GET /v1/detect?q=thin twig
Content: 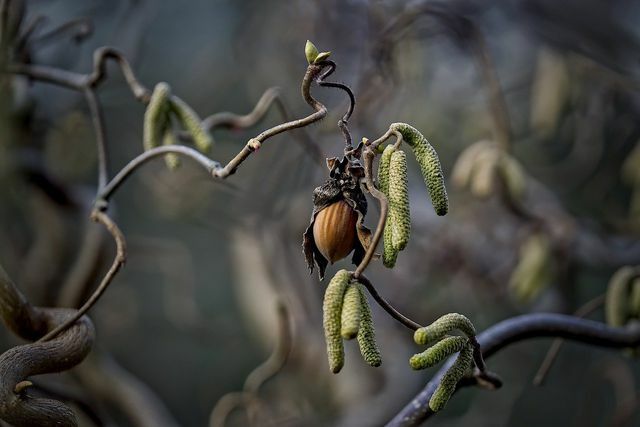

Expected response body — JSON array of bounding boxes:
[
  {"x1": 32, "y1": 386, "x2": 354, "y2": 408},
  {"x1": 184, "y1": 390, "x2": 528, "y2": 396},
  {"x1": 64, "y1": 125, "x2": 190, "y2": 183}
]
[
  {"x1": 354, "y1": 145, "x2": 389, "y2": 278},
  {"x1": 209, "y1": 301, "x2": 293, "y2": 427},
  {"x1": 533, "y1": 293, "x2": 606, "y2": 386},
  {"x1": 38, "y1": 210, "x2": 126, "y2": 342},
  {"x1": 96, "y1": 145, "x2": 221, "y2": 204},
  {"x1": 357, "y1": 274, "x2": 422, "y2": 331},
  {"x1": 84, "y1": 88, "x2": 108, "y2": 190}
]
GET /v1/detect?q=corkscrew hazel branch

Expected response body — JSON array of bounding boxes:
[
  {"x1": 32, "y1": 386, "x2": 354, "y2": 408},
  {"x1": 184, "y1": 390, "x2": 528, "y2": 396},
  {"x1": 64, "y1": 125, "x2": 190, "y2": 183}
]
[
  {"x1": 209, "y1": 301, "x2": 293, "y2": 427},
  {"x1": 38, "y1": 209, "x2": 126, "y2": 342}
]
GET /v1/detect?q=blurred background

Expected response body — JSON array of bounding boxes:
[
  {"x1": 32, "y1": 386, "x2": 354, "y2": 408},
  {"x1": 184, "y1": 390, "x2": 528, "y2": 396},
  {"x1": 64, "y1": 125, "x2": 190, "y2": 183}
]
[{"x1": 1, "y1": 0, "x2": 640, "y2": 426}]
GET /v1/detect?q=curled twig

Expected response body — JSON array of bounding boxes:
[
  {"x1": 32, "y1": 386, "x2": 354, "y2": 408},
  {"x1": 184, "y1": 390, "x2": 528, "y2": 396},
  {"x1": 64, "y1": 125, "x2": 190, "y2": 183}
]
[
  {"x1": 38, "y1": 209, "x2": 126, "y2": 342},
  {"x1": 209, "y1": 301, "x2": 292, "y2": 427}
]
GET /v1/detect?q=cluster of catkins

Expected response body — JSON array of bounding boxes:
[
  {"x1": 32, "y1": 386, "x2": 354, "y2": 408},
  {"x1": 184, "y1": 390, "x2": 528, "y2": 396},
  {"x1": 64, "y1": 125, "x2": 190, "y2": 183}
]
[
  {"x1": 409, "y1": 313, "x2": 477, "y2": 412},
  {"x1": 377, "y1": 123, "x2": 449, "y2": 267},
  {"x1": 143, "y1": 82, "x2": 213, "y2": 169},
  {"x1": 323, "y1": 270, "x2": 381, "y2": 373}
]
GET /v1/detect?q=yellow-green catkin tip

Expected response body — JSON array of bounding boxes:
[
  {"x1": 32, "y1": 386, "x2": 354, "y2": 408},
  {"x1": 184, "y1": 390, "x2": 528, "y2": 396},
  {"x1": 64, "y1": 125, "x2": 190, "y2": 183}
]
[
  {"x1": 429, "y1": 344, "x2": 473, "y2": 412},
  {"x1": 323, "y1": 269, "x2": 351, "y2": 373},
  {"x1": 389, "y1": 150, "x2": 411, "y2": 251},
  {"x1": 170, "y1": 96, "x2": 213, "y2": 153},
  {"x1": 378, "y1": 145, "x2": 399, "y2": 268},
  {"x1": 305, "y1": 40, "x2": 319, "y2": 64},
  {"x1": 356, "y1": 284, "x2": 382, "y2": 367},
  {"x1": 143, "y1": 82, "x2": 171, "y2": 152},
  {"x1": 390, "y1": 123, "x2": 449, "y2": 216},
  {"x1": 162, "y1": 128, "x2": 180, "y2": 170},
  {"x1": 414, "y1": 313, "x2": 476, "y2": 345},
  {"x1": 409, "y1": 336, "x2": 468, "y2": 370},
  {"x1": 341, "y1": 282, "x2": 362, "y2": 340},
  {"x1": 605, "y1": 266, "x2": 636, "y2": 327}
]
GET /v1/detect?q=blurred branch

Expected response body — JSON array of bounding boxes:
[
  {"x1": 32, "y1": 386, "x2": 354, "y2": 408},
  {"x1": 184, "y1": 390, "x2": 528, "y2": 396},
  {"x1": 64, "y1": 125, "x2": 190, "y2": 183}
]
[
  {"x1": 74, "y1": 351, "x2": 180, "y2": 427},
  {"x1": 38, "y1": 210, "x2": 126, "y2": 343},
  {"x1": 533, "y1": 293, "x2": 606, "y2": 386},
  {"x1": 0, "y1": 265, "x2": 95, "y2": 427},
  {"x1": 388, "y1": 313, "x2": 640, "y2": 426},
  {"x1": 209, "y1": 301, "x2": 292, "y2": 427}
]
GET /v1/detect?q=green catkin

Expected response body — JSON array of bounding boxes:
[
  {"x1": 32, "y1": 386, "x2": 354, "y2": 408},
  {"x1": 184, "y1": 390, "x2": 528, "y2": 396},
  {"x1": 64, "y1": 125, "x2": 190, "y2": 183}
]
[
  {"x1": 390, "y1": 123, "x2": 449, "y2": 216},
  {"x1": 429, "y1": 344, "x2": 474, "y2": 412},
  {"x1": 498, "y1": 155, "x2": 526, "y2": 201},
  {"x1": 341, "y1": 282, "x2": 362, "y2": 340},
  {"x1": 169, "y1": 96, "x2": 213, "y2": 153},
  {"x1": 143, "y1": 82, "x2": 171, "y2": 151},
  {"x1": 378, "y1": 145, "x2": 399, "y2": 267},
  {"x1": 605, "y1": 266, "x2": 636, "y2": 327},
  {"x1": 509, "y1": 234, "x2": 552, "y2": 303},
  {"x1": 356, "y1": 284, "x2": 382, "y2": 367},
  {"x1": 629, "y1": 278, "x2": 640, "y2": 318},
  {"x1": 409, "y1": 336, "x2": 468, "y2": 370},
  {"x1": 414, "y1": 313, "x2": 476, "y2": 346},
  {"x1": 162, "y1": 127, "x2": 180, "y2": 170},
  {"x1": 389, "y1": 150, "x2": 411, "y2": 251},
  {"x1": 323, "y1": 269, "x2": 351, "y2": 373}
]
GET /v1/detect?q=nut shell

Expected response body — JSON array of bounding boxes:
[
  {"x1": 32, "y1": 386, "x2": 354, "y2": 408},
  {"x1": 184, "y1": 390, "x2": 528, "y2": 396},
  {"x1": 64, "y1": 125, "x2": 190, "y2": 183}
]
[{"x1": 313, "y1": 200, "x2": 357, "y2": 263}]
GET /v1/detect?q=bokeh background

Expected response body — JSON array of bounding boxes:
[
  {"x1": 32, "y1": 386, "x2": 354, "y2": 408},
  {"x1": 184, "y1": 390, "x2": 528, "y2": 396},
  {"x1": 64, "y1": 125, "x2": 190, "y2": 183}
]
[{"x1": 1, "y1": 0, "x2": 640, "y2": 426}]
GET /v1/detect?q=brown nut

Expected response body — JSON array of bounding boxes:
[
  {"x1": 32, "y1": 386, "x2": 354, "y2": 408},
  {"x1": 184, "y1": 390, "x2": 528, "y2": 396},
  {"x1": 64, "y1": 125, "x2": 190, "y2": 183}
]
[{"x1": 313, "y1": 200, "x2": 358, "y2": 263}]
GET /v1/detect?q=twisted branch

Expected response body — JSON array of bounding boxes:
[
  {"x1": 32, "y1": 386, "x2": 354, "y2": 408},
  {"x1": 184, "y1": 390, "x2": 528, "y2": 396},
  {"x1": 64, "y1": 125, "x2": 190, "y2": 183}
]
[{"x1": 0, "y1": 266, "x2": 95, "y2": 427}]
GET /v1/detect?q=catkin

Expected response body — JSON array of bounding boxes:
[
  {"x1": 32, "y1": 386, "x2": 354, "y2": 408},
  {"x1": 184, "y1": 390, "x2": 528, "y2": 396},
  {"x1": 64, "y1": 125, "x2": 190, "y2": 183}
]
[
  {"x1": 414, "y1": 313, "x2": 476, "y2": 346},
  {"x1": 323, "y1": 269, "x2": 351, "y2": 373},
  {"x1": 378, "y1": 145, "x2": 398, "y2": 267},
  {"x1": 429, "y1": 344, "x2": 473, "y2": 412},
  {"x1": 341, "y1": 282, "x2": 362, "y2": 340},
  {"x1": 143, "y1": 82, "x2": 171, "y2": 151},
  {"x1": 605, "y1": 266, "x2": 636, "y2": 327},
  {"x1": 356, "y1": 284, "x2": 382, "y2": 367},
  {"x1": 170, "y1": 96, "x2": 213, "y2": 153},
  {"x1": 390, "y1": 123, "x2": 449, "y2": 216},
  {"x1": 409, "y1": 336, "x2": 468, "y2": 370},
  {"x1": 162, "y1": 127, "x2": 180, "y2": 170},
  {"x1": 389, "y1": 150, "x2": 411, "y2": 251}
]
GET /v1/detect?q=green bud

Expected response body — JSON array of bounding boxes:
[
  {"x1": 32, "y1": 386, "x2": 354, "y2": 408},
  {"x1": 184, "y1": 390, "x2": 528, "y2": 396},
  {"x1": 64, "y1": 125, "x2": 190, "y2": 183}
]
[
  {"x1": 409, "y1": 336, "x2": 468, "y2": 370},
  {"x1": 390, "y1": 123, "x2": 448, "y2": 216},
  {"x1": 378, "y1": 145, "x2": 399, "y2": 268},
  {"x1": 305, "y1": 40, "x2": 319, "y2": 64},
  {"x1": 429, "y1": 344, "x2": 473, "y2": 412},
  {"x1": 143, "y1": 82, "x2": 171, "y2": 152},
  {"x1": 169, "y1": 96, "x2": 213, "y2": 153},
  {"x1": 389, "y1": 150, "x2": 411, "y2": 251},
  {"x1": 341, "y1": 282, "x2": 362, "y2": 340},
  {"x1": 414, "y1": 313, "x2": 476, "y2": 345},
  {"x1": 323, "y1": 270, "x2": 351, "y2": 373},
  {"x1": 314, "y1": 51, "x2": 331, "y2": 63},
  {"x1": 605, "y1": 266, "x2": 637, "y2": 327},
  {"x1": 356, "y1": 284, "x2": 382, "y2": 367}
]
